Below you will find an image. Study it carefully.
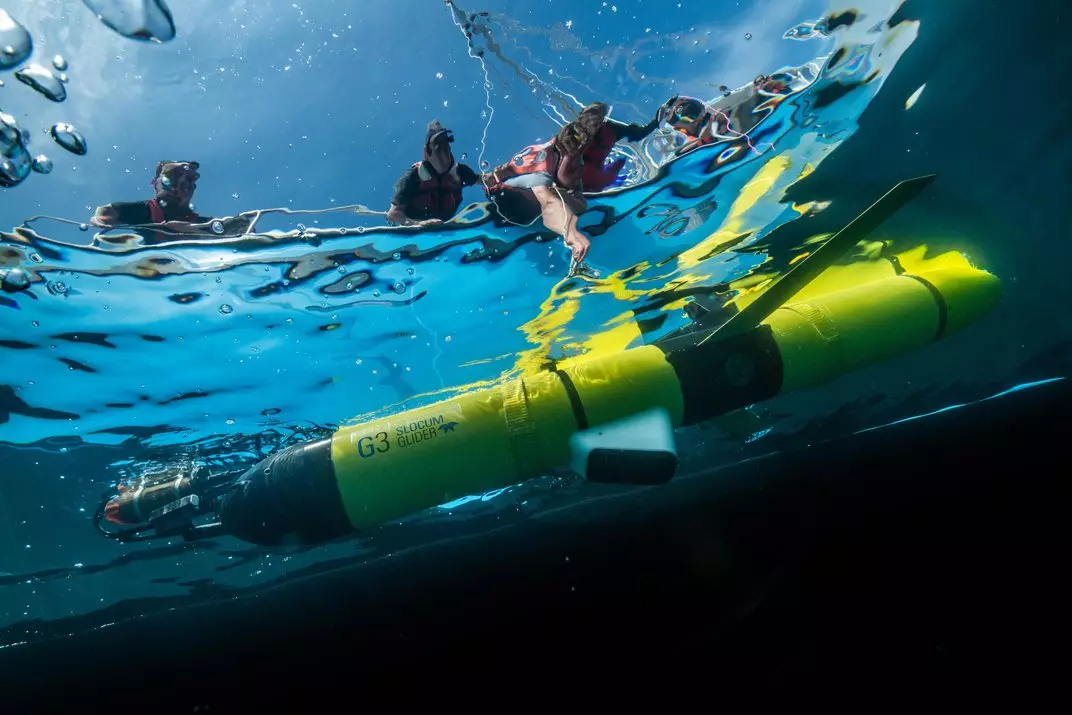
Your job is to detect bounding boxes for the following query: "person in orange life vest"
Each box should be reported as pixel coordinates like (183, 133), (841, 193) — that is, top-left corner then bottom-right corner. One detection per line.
(574, 101), (670, 192)
(89, 161), (250, 243)
(481, 119), (595, 267)
(386, 120), (481, 227)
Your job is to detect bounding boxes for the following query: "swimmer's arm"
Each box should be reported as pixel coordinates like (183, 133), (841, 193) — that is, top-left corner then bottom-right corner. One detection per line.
(386, 203), (417, 226)
(386, 203), (440, 227)
(159, 216), (251, 234)
(385, 168), (427, 226)
(458, 164), (481, 187)
(607, 115), (661, 142)
(216, 215), (253, 233)
(90, 205), (119, 228)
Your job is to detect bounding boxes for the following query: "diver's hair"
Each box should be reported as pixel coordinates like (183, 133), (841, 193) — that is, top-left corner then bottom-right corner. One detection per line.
(155, 160), (199, 177)
(576, 102), (609, 135)
(555, 121), (593, 156)
(578, 102), (609, 121)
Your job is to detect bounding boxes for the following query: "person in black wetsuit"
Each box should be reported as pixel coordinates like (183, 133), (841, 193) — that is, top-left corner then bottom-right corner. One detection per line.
(89, 160), (250, 243)
(386, 121), (481, 227)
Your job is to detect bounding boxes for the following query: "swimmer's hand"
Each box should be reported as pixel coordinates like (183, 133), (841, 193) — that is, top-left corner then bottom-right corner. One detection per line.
(564, 233), (590, 266)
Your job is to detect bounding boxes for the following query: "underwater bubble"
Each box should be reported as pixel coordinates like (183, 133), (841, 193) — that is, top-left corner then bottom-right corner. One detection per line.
(82, 0), (177, 43)
(52, 54), (68, 71)
(444, 335), (452, 342)
(744, 32), (752, 40)
(0, 9), (32, 70)
(210, 219), (224, 234)
(59, 72), (69, 83)
(225, 418), (235, 425)
(481, 160), (489, 169)
(337, 266), (345, 273)
(31, 155), (53, 174)
(406, 267), (415, 275)
(49, 123), (88, 155)
(392, 281), (406, 294)
(1, 268), (31, 293)
(0, 113), (33, 187)
(461, 152), (468, 160)
(219, 304), (233, 314)
(392, 252), (401, 261)
(28, 252), (42, 263)
(372, 290), (380, 297)
(79, 223), (89, 231)
(14, 64), (67, 102)
(435, 72), (444, 79)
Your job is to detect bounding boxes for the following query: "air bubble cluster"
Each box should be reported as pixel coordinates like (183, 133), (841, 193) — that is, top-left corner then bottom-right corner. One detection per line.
(0, 112), (32, 187)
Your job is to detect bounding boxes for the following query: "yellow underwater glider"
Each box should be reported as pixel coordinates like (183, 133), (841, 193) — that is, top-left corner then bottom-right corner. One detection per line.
(95, 174), (1001, 546)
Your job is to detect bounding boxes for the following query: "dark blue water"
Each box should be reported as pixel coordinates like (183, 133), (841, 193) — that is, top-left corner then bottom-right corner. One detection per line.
(0, 0), (1070, 659)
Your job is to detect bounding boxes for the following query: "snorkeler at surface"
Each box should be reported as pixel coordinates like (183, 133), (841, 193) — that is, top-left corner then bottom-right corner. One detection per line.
(572, 77), (794, 191)
(482, 118), (595, 269)
(663, 73), (795, 155)
(89, 161), (250, 243)
(386, 120), (481, 227)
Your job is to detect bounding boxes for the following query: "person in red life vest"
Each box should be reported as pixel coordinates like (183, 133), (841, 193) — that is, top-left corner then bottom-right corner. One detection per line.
(386, 120), (481, 227)
(574, 101), (671, 192)
(481, 119), (596, 270)
(89, 161), (250, 243)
